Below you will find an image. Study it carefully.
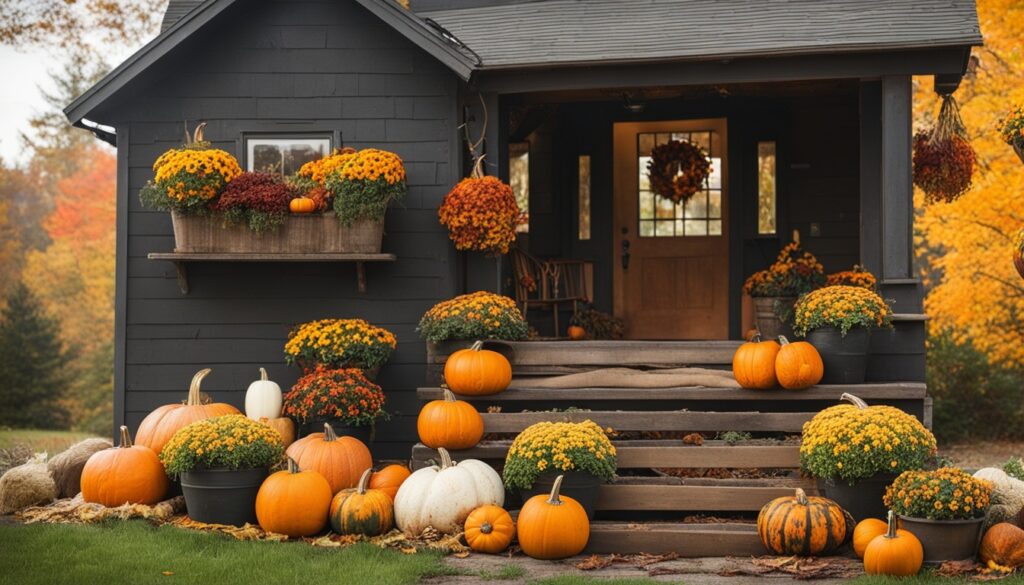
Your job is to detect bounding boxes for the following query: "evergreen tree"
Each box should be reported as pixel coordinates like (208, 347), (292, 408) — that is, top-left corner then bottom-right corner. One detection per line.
(0, 283), (71, 429)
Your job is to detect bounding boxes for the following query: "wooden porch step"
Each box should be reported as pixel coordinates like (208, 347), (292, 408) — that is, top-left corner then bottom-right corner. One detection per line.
(412, 440), (802, 470)
(429, 340), (742, 366)
(477, 410), (812, 433)
(597, 476), (814, 512)
(586, 522), (764, 556)
(417, 382), (927, 402)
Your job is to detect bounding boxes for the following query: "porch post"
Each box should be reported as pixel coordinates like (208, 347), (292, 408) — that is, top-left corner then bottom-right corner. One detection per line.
(463, 91), (506, 294)
(858, 80), (883, 277)
(879, 75), (914, 283)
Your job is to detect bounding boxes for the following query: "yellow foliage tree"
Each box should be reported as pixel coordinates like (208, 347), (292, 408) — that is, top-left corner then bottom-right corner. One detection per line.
(915, 0), (1024, 366)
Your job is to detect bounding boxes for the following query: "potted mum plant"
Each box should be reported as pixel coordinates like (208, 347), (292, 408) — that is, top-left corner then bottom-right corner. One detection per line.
(284, 318), (396, 379)
(282, 365), (387, 441)
(743, 237), (825, 339)
(503, 420), (617, 519)
(160, 414), (284, 526)
(324, 147), (406, 252)
(801, 393), (937, 522)
(885, 467), (993, 563)
(793, 285), (893, 384)
(418, 291), (529, 365)
(998, 104), (1024, 164)
(825, 265), (878, 290)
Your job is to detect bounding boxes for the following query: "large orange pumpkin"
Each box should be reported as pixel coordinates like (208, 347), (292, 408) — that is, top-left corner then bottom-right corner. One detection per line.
(757, 488), (849, 556)
(465, 504), (515, 554)
(443, 341), (512, 396)
(517, 474), (589, 560)
(368, 464), (411, 502)
(286, 423), (372, 494)
(980, 523), (1024, 572)
(732, 335), (780, 390)
(135, 369), (240, 456)
(81, 426), (168, 507)
(863, 511), (923, 577)
(417, 389), (484, 450)
(255, 458), (332, 537)
(775, 336), (824, 390)
(853, 517), (888, 559)
(329, 468), (394, 536)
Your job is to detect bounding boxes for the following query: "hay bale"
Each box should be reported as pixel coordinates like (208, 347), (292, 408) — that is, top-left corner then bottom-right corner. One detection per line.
(0, 458), (57, 514)
(47, 438), (112, 498)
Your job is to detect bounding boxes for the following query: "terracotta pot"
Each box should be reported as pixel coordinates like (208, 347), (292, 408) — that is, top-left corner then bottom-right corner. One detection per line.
(751, 296), (796, 340)
(898, 515), (986, 564)
(817, 473), (897, 523)
(807, 326), (871, 384)
(170, 211), (383, 254)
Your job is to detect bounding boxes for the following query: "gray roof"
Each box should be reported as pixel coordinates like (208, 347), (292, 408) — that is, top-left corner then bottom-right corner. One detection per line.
(419, 0), (982, 70)
(161, 0), (204, 32)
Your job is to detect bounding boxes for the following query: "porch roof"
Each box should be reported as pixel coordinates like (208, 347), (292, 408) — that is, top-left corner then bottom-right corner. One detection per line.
(419, 0), (982, 70)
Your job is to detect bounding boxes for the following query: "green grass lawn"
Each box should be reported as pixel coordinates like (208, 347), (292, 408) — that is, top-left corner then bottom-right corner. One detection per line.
(0, 429), (99, 452)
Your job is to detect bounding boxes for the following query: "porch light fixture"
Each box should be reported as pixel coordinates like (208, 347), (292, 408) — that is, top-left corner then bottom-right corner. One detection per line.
(622, 94), (646, 113)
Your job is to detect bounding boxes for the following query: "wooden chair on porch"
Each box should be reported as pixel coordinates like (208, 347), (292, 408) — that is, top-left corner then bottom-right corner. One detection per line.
(510, 247), (592, 337)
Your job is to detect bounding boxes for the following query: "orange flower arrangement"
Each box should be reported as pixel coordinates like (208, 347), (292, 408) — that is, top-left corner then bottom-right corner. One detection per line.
(325, 148), (407, 224)
(743, 242), (825, 297)
(418, 291), (528, 342)
(139, 125), (242, 214)
(647, 140), (711, 204)
(282, 365), (387, 426)
(439, 174), (520, 254)
(826, 265), (878, 290)
(793, 285), (893, 337)
(298, 147), (357, 185)
(884, 468), (992, 520)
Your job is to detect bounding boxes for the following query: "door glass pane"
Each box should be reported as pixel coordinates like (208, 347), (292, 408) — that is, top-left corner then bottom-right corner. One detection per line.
(757, 141), (777, 235)
(578, 155), (591, 240)
(509, 142), (530, 233)
(636, 130), (723, 238)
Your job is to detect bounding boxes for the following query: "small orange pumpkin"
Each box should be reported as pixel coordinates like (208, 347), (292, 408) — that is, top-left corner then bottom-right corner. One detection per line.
(732, 334), (780, 390)
(979, 523), (1024, 572)
(255, 457), (333, 537)
(369, 464), (411, 501)
(81, 426), (168, 507)
(289, 197), (317, 213)
(775, 336), (824, 390)
(286, 423), (373, 494)
(567, 325), (586, 341)
(417, 388), (484, 450)
(444, 341), (512, 396)
(134, 369), (240, 456)
(465, 504), (515, 554)
(517, 474), (589, 560)
(259, 416), (295, 449)
(329, 468), (394, 536)
(863, 511), (923, 576)
(853, 517), (888, 558)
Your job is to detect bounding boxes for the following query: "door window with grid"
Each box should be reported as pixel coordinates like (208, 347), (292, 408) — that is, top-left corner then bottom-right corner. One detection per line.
(637, 131), (722, 237)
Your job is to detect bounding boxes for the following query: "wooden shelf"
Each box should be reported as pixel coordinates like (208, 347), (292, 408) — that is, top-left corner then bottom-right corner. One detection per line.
(147, 252), (397, 294)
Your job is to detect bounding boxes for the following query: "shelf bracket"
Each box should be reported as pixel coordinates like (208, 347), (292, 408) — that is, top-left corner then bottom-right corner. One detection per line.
(172, 261), (189, 295)
(356, 262), (367, 293)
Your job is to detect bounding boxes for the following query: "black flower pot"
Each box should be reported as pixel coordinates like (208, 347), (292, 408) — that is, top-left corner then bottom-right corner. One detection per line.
(807, 326), (871, 384)
(520, 470), (602, 520)
(297, 418), (373, 443)
(179, 467), (268, 526)
(899, 515), (986, 564)
(817, 473), (897, 523)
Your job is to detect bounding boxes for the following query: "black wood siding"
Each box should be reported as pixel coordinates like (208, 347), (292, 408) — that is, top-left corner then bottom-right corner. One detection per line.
(108, 0), (461, 458)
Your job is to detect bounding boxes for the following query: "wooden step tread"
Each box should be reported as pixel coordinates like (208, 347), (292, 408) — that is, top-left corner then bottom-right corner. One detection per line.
(476, 410), (812, 433)
(412, 440), (802, 469)
(417, 382), (927, 402)
(595, 477), (814, 512)
(586, 521), (763, 556)
(429, 340), (742, 366)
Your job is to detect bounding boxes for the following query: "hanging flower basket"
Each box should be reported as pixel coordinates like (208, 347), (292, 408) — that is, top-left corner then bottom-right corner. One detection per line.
(913, 95), (976, 204)
(439, 158), (520, 255)
(997, 104), (1024, 165)
(647, 140), (711, 204)
(1013, 229), (1024, 282)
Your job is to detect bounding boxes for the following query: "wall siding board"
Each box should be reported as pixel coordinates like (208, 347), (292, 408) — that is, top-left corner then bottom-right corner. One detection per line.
(113, 0), (460, 458)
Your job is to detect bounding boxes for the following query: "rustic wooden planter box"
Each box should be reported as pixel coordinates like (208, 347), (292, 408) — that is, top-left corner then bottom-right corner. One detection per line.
(170, 211), (384, 254)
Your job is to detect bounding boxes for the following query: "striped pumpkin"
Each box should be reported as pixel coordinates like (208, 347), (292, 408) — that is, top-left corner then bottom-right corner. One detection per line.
(757, 488), (851, 556)
(329, 469), (394, 536)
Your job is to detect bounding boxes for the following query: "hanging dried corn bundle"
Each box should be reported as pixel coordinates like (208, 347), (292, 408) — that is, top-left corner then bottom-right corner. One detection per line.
(913, 95), (976, 204)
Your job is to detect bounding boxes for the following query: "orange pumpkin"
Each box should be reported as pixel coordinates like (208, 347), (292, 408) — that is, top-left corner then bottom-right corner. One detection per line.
(255, 458), (333, 537)
(289, 197), (317, 213)
(417, 389), (484, 450)
(329, 468), (394, 536)
(980, 523), (1024, 572)
(81, 426), (168, 507)
(135, 369), (240, 456)
(775, 336), (824, 390)
(757, 488), (849, 556)
(286, 423), (373, 494)
(732, 335), (780, 390)
(465, 504), (515, 554)
(517, 475), (589, 560)
(567, 326), (586, 341)
(443, 341), (512, 396)
(259, 416), (295, 449)
(863, 511), (923, 577)
(369, 464), (411, 501)
(853, 517), (888, 558)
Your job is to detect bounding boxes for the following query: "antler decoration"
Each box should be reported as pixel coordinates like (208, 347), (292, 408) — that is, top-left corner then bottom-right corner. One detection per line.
(462, 94), (488, 178)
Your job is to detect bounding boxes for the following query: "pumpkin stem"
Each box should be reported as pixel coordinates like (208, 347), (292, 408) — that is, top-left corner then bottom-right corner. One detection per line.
(840, 393), (869, 410)
(470, 155), (487, 179)
(356, 468), (373, 495)
(259, 367), (268, 381)
(751, 332), (762, 343)
(794, 487), (809, 506)
(778, 335), (790, 346)
(547, 474), (566, 505)
(187, 368), (213, 406)
(118, 425), (133, 448)
(192, 121), (207, 144)
(885, 509), (899, 539)
(287, 457), (300, 474)
(480, 522), (493, 535)
(470, 340), (484, 352)
(438, 448), (453, 469)
(324, 423), (338, 442)
(443, 388), (458, 402)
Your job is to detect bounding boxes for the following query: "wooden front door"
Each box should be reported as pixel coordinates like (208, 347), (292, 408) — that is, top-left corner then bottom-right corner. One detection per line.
(612, 119), (729, 340)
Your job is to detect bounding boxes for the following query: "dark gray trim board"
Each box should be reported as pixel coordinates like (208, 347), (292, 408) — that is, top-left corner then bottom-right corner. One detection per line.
(880, 75), (914, 281)
(113, 125), (130, 439)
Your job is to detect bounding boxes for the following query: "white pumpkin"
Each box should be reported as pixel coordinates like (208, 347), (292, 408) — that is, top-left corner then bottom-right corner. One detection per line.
(975, 467), (1024, 527)
(244, 367), (282, 421)
(394, 448), (503, 535)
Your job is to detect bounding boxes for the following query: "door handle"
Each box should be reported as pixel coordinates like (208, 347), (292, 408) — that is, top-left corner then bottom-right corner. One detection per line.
(621, 236), (631, 270)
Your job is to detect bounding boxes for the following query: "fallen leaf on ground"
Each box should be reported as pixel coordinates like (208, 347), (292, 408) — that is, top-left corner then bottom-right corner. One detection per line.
(731, 556), (861, 580)
(161, 571), (174, 576)
(936, 559), (978, 577)
(575, 552), (679, 571)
